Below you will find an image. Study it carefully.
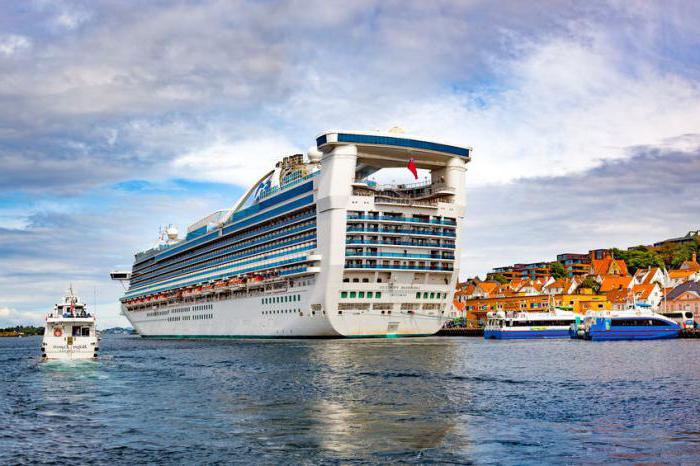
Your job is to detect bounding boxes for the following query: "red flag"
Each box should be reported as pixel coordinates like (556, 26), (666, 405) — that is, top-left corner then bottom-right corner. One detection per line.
(407, 158), (418, 179)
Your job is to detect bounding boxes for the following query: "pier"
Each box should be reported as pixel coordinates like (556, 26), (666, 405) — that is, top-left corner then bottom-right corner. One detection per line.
(436, 327), (483, 337)
(680, 329), (700, 339)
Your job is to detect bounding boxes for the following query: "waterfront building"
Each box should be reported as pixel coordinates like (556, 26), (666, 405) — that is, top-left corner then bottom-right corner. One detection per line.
(599, 275), (633, 293)
(633, 267), (669, 287)
(461, 292), (611, 324)
(114, 130), (471, 338)
(668, 269), (700, 287)
(653, 229), (699, 248)
(591, 256), (628, 277)
(664, 282), (700, 315)
(556, 253), (591, 276)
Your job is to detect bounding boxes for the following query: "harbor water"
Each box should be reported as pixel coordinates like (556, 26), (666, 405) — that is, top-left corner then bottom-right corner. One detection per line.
(2, 336), (699, 464)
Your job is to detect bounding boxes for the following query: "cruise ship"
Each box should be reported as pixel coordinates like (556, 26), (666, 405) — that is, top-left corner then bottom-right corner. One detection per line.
(112, 130), (471, 337)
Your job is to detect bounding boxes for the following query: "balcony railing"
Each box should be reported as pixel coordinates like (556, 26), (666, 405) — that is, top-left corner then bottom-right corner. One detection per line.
(345, 239), (455, 249)
(346, 215), (456, 226)
(346, 227), (456, 237)
(345, 252), (455, 260)
(344, 264), (454, 272)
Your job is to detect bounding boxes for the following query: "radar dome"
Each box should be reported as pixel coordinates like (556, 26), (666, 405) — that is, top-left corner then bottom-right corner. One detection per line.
(307, 146), (322, 163)
(166, 225), (179, 240)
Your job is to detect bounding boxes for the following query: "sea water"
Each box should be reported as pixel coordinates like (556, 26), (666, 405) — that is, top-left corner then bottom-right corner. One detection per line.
(1, 336), (699, 464)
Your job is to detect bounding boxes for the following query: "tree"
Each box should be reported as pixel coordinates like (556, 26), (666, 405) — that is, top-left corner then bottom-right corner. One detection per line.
(488, 273), (509, 284)
(576, 276), (601, 293)
(549, 261), (567, 279)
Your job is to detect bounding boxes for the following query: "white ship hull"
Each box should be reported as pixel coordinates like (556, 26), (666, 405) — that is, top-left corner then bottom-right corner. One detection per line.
(42, 334), (98, 360)
(124, 284), (448, 338)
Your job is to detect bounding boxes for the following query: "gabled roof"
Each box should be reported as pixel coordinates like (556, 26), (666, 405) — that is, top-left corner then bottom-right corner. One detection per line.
(667, 281), (700, 301)
(632, 283), (657, 300)
(680, 255), (700, 272)
(591, 257), (628, 276)
(599, 275), (633, 293)
(669, 269), (696, 279)
(605, 288), (630, 304)
(476, 281), (499, 295)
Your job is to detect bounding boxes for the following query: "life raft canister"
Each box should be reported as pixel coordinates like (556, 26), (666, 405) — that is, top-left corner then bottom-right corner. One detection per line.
(53, 327), (63, 337)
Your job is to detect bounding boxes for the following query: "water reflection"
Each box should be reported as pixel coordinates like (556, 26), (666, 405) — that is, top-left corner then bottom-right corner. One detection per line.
(304, 338), (464, 457)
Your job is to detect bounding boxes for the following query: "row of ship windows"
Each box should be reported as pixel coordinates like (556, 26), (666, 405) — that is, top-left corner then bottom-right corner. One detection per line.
(167, 314), (213, 322)
(340, 291), (383, 299)
(262, 294), (302, 305)
(262, 309), (301, 315)
(133, 208), (315, 276)
(193, 304), (213, 311)
(133, 237), (315, 288)
(133, 222), (316, 283)
(130, 243), (315, 293)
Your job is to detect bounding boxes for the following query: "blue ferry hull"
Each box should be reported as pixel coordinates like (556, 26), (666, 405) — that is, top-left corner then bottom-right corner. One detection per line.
(586, 328), (680, 341)
(484, 329), (571, 340)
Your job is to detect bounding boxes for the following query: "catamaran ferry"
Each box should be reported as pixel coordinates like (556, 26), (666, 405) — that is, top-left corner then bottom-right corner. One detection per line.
(112, 130), (471, 337)
(484, 308), (578, 340)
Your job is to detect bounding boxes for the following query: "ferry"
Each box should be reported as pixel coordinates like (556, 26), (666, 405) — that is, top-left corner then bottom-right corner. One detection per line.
(112, 130), (471, 338)
(42, 288), (98, 360)
(484, 308), (578, 339)
(570, 306), (680, 341)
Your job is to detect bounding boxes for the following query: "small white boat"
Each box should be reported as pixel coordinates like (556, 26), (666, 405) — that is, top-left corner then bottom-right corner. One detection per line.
(41, 288), (98, 360)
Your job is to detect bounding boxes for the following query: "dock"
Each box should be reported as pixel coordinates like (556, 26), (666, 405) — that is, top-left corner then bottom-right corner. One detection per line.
(680, 329), (700, 339)
(436, 327), (483, 337)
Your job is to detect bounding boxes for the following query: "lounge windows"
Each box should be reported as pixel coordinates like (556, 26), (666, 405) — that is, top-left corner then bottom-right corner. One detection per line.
(341, 292), (348, 298)
(367, 292), (373, 298)
(375, 292), (382, 298)
(349, 292), (357, 298)
(358, 292), (365, 298)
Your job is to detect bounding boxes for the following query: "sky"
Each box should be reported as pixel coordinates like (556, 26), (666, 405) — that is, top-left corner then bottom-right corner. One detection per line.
(1, 0), (699, 328)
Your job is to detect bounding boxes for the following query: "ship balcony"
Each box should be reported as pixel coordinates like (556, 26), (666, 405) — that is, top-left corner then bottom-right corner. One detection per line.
(346, 227), (456, 238)
(344, 251), (455, 261)
(346, 214), (456, 226)
(345, 239), (456, 249)
(352, 179), (455, 203)
(344, 261), (454, 273)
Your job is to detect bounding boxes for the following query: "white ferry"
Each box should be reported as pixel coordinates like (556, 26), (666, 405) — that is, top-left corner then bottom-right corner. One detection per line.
(42, 288), (98, 360)
(112, 130), (471, 338)
(484, 308), (578, 339)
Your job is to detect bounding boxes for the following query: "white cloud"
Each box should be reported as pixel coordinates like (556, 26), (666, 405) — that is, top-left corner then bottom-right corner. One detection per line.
(171, 135), (300, 186)
(0, 34), (31, 56)
(0, 306), (43, 326)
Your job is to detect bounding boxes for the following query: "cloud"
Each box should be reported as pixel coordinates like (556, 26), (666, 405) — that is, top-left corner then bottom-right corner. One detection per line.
(172, 134), (300, 185)
(0, 34), (30, 56)
(0, 306), (43, 327)
(460, 137), (700, 277)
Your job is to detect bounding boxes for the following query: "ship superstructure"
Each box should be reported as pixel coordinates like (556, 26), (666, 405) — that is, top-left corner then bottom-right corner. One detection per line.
(115, 130), (471, 337)
(42, 288), (98, 359)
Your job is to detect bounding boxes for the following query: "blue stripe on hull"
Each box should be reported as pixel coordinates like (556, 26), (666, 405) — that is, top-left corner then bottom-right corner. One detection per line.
(484, 329), (571, 340)
(587, 329), (680, 341)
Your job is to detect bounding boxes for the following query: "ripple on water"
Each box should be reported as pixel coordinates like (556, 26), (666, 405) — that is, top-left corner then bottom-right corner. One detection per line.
(1, 336), (700, 464)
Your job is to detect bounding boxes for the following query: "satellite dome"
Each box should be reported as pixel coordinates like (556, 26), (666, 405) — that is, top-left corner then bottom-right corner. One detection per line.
(307, 146), (322, 163)
(166, 225), (179, 240)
